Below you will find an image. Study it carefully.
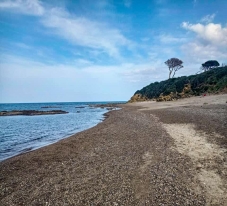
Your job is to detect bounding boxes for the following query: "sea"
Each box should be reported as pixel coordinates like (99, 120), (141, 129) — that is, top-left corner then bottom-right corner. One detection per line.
(0, 102), (124, 161)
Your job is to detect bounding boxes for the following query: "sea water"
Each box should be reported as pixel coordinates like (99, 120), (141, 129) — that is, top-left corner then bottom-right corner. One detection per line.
(0, 102), (124, 161)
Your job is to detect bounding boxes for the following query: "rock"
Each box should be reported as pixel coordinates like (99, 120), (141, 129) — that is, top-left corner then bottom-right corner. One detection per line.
(156, 84), (193, 102)
(196, 163), (203, 170)
(156, 92), (179, 102)
(0, 110), (68, 116)
(89, 103), (120, 109)
(41, 106), (60, 108)
(128, 94), (149, 103)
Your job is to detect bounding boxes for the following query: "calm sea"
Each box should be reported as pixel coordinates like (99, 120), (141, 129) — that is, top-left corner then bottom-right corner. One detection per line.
(0, 102), (124, 161)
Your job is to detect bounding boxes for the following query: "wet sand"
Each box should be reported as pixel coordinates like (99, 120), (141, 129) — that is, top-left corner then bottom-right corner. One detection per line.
(0, 94), (227, 205)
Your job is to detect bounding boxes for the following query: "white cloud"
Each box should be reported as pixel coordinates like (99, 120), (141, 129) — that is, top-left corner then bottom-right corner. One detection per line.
(41, 8), (131, 58)
(14, 42), (32, 50)
(0, 0), (132, 58)
(182, 42), (227, 63)
(0, 54), (134, 102)
(181, 22), (227, 64)
(121, 60), (168, 83)
(0, 53), (171, 102)
(0, 0), (44, 16)
(201, 13), (216, 23)
(123, 67), (158, 83)
(182, 22), (227, 46)
(159, 34), (187, 44)
(75, 58), (93, 66)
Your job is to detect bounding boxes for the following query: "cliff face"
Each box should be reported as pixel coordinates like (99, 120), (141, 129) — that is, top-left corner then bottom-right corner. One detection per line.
(128, 66), (227, 102)
(156, 83), (192, 102)
(128, 94), (149, 103)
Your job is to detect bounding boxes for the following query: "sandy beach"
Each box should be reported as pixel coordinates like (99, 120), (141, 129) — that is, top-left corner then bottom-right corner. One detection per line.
(0, 94), (227, 205)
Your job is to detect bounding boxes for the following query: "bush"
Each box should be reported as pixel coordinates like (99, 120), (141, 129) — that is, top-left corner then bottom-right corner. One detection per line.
(134, 66), (227, 99)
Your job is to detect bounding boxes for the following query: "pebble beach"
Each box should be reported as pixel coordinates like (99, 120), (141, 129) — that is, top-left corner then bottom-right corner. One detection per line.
(0, 94), (227, 205)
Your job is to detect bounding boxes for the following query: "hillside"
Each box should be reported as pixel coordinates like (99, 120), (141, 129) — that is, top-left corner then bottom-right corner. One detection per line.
(129, 66), (227, 102)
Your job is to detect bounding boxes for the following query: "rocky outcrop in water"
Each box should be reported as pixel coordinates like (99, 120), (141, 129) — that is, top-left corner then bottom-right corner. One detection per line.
(89, 103), (119, 110)
(41, 106), (61, 108)
(0, 110), (68, 116)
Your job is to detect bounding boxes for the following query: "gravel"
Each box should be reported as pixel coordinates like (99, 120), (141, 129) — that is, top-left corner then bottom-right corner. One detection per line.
(2, 104), (225, 205)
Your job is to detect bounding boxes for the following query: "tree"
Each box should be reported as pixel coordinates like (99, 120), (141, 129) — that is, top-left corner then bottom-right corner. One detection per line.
(201, 60), (220, 72)
(165, 58), (183, 79)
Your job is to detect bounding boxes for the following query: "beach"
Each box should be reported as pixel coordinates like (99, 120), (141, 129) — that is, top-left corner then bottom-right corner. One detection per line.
(0, 94), (227, 205)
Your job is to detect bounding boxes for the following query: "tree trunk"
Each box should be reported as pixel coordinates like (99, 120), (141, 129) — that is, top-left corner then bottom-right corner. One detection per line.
(169, 68), (172, 79)
(172, 70), (176, 78)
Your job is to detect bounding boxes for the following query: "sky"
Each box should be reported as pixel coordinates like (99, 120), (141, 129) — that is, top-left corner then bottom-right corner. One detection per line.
(0, 0), (226, 103)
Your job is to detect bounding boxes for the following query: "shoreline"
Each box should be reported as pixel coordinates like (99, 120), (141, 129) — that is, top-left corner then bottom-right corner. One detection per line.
(0, 95), (226, 205)
(0, 111), (110, 163)
(0, 108), (113, 163)
(0, 103), (116, 162)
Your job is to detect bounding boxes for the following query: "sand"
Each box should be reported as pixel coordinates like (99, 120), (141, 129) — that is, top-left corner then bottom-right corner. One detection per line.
(0, 94), (227, 205)
(128, 93), (227, 110)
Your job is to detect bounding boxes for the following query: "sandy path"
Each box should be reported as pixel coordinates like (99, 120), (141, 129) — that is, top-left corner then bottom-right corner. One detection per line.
(163, 123), (227, 205)
(139, 94), (227, 206)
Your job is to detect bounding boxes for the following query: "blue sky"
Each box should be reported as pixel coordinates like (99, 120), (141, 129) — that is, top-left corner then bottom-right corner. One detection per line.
(0, 0), (226, 103)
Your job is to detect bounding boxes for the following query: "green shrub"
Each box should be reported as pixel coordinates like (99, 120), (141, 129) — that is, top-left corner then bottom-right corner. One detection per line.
(134, 66), (227, 99)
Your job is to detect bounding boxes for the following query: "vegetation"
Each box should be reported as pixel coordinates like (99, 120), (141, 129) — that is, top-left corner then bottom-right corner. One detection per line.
(201, 60), (220, 72)
(131, 66), (227, 101)
(165, 58), (183, 79)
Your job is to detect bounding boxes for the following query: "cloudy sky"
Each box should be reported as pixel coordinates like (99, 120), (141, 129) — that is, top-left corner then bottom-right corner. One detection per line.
(0, 0), (226, 103)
